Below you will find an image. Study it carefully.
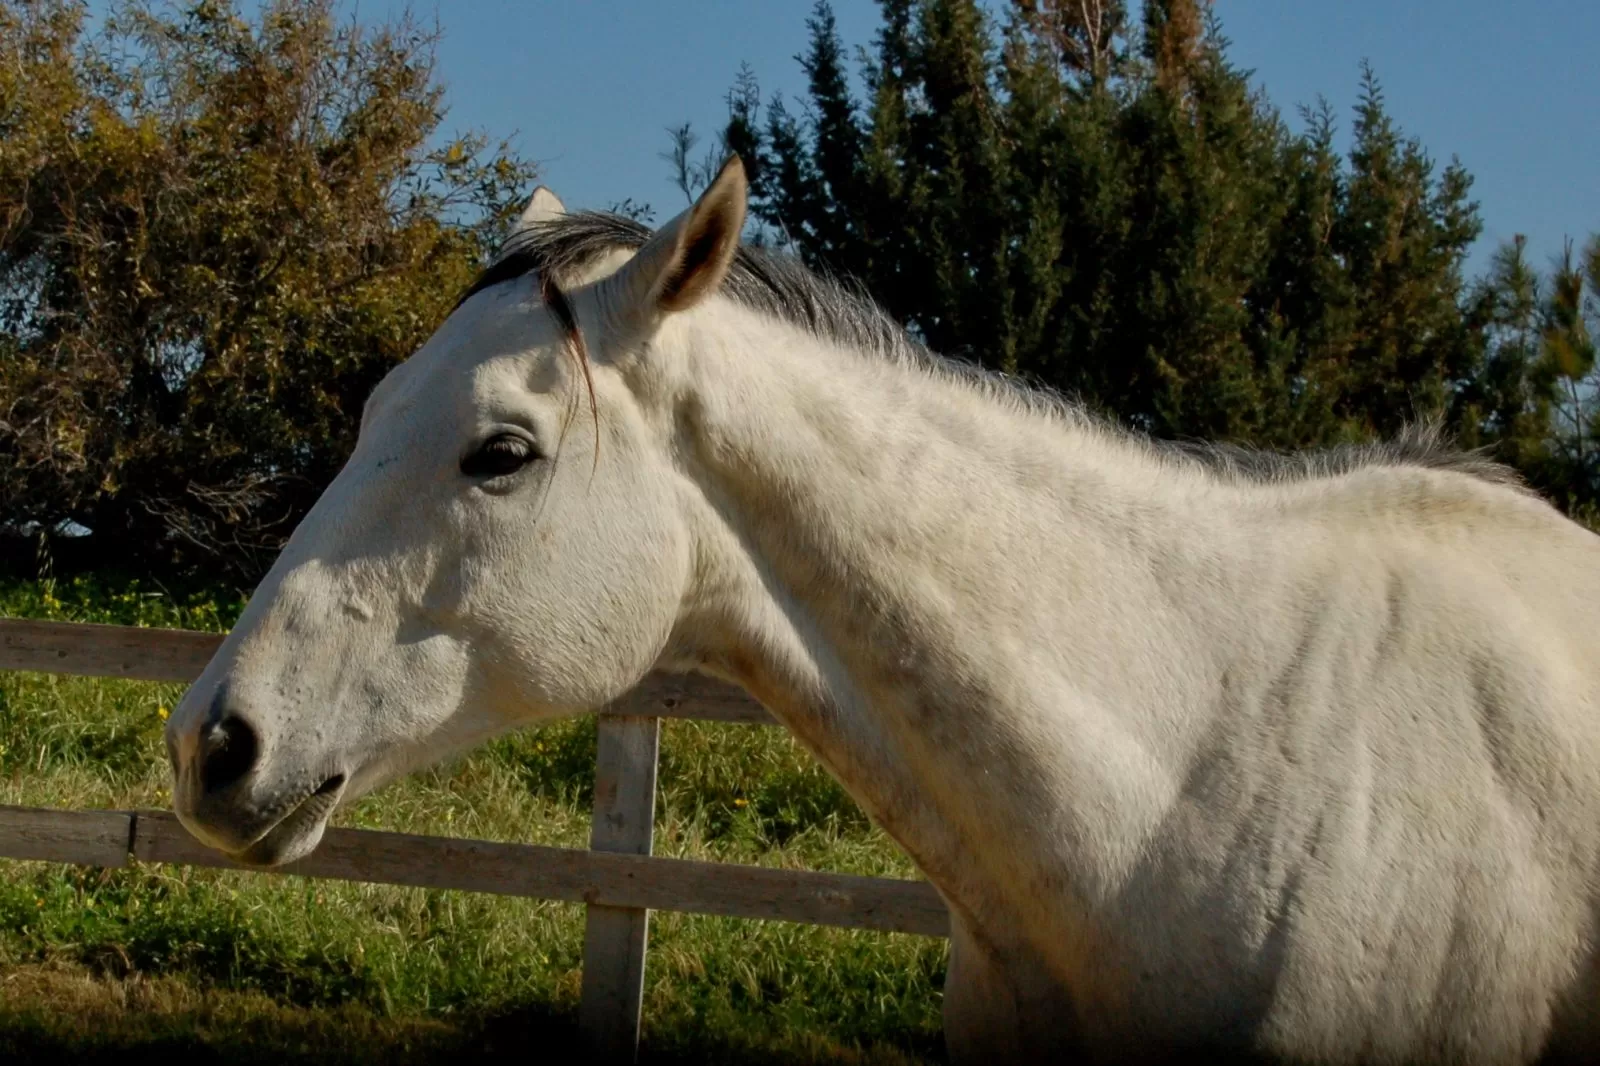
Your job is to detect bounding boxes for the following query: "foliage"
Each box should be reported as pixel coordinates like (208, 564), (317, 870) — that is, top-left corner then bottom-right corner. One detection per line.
(1455, 234), (1600, 521)
(0, 0), (536, 577)
(682, 0), (1596, 512)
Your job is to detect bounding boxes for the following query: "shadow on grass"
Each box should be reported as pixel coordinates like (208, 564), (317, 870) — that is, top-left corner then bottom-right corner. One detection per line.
(0, 1014), (937, 1066)
(0, 962), (940, 1066)
(0, 1003), (579, 1066)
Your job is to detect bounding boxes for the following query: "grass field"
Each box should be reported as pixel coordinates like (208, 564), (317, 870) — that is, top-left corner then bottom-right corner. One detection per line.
(0, 574), (947, 1064)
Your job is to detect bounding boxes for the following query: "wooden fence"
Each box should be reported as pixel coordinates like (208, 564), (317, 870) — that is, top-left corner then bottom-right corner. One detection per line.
(0, 618), (948, 1062)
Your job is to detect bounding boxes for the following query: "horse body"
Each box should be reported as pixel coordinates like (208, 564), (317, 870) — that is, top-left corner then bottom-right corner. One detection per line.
(166, 159), (1600, 1062)
(660, 293), (1600, 1063)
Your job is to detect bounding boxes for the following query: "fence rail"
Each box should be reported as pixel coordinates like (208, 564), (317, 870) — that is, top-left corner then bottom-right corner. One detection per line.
(0, 618), (948, 1062)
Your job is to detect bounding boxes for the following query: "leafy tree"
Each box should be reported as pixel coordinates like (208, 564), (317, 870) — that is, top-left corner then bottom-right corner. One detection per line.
(0, 0), (535, 577)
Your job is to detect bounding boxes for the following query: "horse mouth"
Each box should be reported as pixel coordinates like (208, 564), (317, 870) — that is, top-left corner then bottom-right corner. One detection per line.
(227, 773), (347, 868)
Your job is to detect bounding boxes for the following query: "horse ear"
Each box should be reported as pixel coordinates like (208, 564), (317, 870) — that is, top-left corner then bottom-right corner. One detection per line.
(609, 155), (747, 325)
(518, 186), (566, 228)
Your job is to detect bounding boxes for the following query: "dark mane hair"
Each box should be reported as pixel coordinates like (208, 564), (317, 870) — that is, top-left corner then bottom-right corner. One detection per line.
(456, 210), (1524, 492)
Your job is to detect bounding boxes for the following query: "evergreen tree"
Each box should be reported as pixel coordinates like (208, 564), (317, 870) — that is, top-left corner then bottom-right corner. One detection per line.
(1543, 238), (1599, 505)
(1253, 99), (1358, 448)
(1454, 237), (1559, 479)
(671, 0), (1598, 517)
(1452, 233), (1600, 520)
(801, 0), (867, 273)
(1332, 63), (1482, 438)
(1106, 1), (1293, 437)
(1013, 0), (1126, 89)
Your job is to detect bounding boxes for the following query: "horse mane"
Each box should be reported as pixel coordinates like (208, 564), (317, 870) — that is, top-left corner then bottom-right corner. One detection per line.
(456, 211), (1525, 493)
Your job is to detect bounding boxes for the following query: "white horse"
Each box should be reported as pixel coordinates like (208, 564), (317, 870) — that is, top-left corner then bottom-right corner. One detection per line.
(166, 157), (1600, 1064)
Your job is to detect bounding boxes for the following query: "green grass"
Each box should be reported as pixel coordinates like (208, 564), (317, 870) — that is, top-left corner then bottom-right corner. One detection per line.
(0, 574), (947, 1064)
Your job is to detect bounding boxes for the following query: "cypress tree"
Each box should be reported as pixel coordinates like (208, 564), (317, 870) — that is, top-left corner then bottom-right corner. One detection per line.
(686, 0), (1531, 497)
(1333, 63), (1482, 438)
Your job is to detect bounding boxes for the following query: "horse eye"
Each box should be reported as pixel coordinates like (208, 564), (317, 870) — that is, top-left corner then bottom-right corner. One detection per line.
(460, 434), (537, 478)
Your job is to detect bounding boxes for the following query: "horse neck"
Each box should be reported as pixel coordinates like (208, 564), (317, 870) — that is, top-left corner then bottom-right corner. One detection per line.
(653, 304), (1252, 910)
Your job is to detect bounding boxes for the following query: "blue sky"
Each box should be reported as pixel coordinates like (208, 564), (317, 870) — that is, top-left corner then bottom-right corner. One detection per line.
(78, 1), (1586, 281)
(367, 0), (1594, 281)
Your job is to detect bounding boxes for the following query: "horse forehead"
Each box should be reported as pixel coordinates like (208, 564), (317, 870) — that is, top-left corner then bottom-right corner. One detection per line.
(387, 297), (562, 410)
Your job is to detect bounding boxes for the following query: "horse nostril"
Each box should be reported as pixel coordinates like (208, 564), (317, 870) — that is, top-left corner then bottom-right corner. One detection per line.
(199, 714), (259, 794)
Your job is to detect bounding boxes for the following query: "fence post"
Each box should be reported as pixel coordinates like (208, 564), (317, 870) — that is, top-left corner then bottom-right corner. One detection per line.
(578, 694), (661, 1063)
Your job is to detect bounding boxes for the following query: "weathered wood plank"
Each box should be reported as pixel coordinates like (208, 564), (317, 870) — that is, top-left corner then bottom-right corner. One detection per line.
(580, 708), (662, 1062)
(0, 618), (776, 725)
(0, 806), (131, 867)
(0, 618), (221, 684)
(127, 809), (948, 937)
(634, 672), (776, 725)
